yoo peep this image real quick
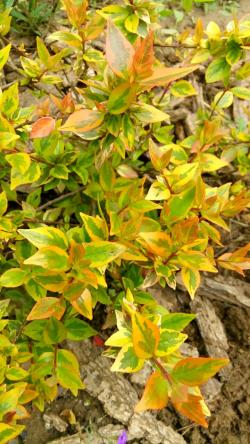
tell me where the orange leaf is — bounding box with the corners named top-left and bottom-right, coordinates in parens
top-left (27, 297), bottom-right (66, 321)
top-left (135, 371), bottom-right (169, 412)
top-left (71, 288), bottom-right (93, 320)
top-left (141, 65), bottom-right (199, 89)
top-left (106, 21), bottom-right (134, 78)
top-left (173, 393), bottom-right (208, 428)
top-left (60, 109), bottom-right (104, 133)
top-left (30, 117), bottom-right (55, 138)
top-left (132, 312), bottom-right (160, 359)
top-left (133, 31), bottom-right (154, 80)
top-left (139, 231), bottom-right (173, 258)
top-left (172, 357), bottom-right (229, 386)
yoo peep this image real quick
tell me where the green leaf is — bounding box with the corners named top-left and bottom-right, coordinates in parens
top-left (205, 58), bottom-right (230, 84)
top-left (80, 213), bottom-right (108, 241)
top-left (6, 152), bottom-right (30, 174)
top-left (107, 82), bottom-right (136, 115)
top-left (65, 318), bottom-right (97, 341)
top-left (19, 226), bottom-right (68, 250)
top-left (230, 86), bottom-right (250, 101)
top-left (43, 317), bottom-right (67, 344)
top-left (130, 200), bottom-right (162, 212)
top-left (24, 246), bottom-right (69, 271)
top-left (83, 241), bottom-right (126, 267)
top-left (6, 366), bottom-right (29, 381)
top-left (161, 313), bottom-right (196, 331)
top-left (0, 44), bottom-right (11, 70)
top-left (0, 268), bottom-right (28, 288)
top-left (56, 349), bottom-right (85, 395)
top-left (172, 357), bottom-right (229, 386)
top-left (1, 82), bottom-right (19, 118)
top-left (171, 80), bottom-right (197, 97)
top-left (131, 104), bottom-right (169, 123)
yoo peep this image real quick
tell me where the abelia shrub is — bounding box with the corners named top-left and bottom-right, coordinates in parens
top-left (0, 0), bottom-right (249, 441)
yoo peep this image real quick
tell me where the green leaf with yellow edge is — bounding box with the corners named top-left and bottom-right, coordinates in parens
top-left (0, 191), bottom-right (7, 217)
top-left (166, 186), bottom-right (196, 223)
top-left (83, 241), bottom-right (126, 267)
top-left (7, 161), bottom-right (41, 190)
top-left (132, 312), bottom-right (160, 359)
top-left (80, 213), bottom-right (108, 241)
top-left (0, 268), bottom-right (28, 288)
top-left (19, 226), bottom-right (68, 250)
top-left (0, 387), bottom-right (21, 419)
top-left (6, 366), bottom-right (29, 381)
top-left (131, 104), bottom-right (169, 123)
top-left (65, 318), bottom-right (96, 341)
top-left (139, 231), bottom-right (172, 258)
top-left (43, 317), bottom-right (67, 344)
top-left (130, 200), bottom-right (162, 212)
top-left (24, 246), bottom-right (69, 271)
top-left (0, 44), bottom-right (11, 70)
top-left (27, 297), bottom-right (65, 321)
top-left (0, 423), bottom-right (25, 444)
top-left (230, 86), bottom-right (250, 100)
top-left (170, 163), bottom-right (199, 193)
top-left (107, 82), bottom-right (137, 115)
top-left (181, 267), bottom-right (200, 299)
top-left (6, 153), bottom-right (30, 175)
top-left (56, 349), bottom-right (85, 395)
top-left (1, 82), bottom-right (19, 118)
top-left (205, 58), bottom-right (230, 84)
top-left (177, 250), bottom-right (217, 272)
top-left (105, 328), bottom-right (131, 347)
top-left (161, 313), bottom-right (196, 331)
top-left (145, 181), bottom-right (170, 201)
top-left (135, 371), bottom-right (169, 412)
top-left (156, 329), bottom-right (187, 356)
top-left (125, 14), bottom-right (139, 33)
top-left (110, 344), bottom-right (144, 373)
top-left (170, 80), bottom-right (197, 97)
top-left (172, 357), bottom-right (229, 386)
top-left (198, 153), bottom-right (228, 172)
top-left (71, 288), bottom-right (93, 320)
top-left (106, 20), bottom-right (134, 78)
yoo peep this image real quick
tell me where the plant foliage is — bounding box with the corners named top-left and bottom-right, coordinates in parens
top-left (0, 0), bottom-right (249, 441)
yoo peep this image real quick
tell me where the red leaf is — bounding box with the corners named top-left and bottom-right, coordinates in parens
top-left (173, 393), bottom-right (208, 428)
top-left (30, 117), bottom-right (56, 138)
top-left (93, 335), bottom-right (104, 347)
top-left (133, 31), bottom-right (154, 80)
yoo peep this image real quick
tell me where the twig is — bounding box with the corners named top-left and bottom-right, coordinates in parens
top-left (152, 357), bottom-right (172, 385)
top-left (37, 187), bottom-right (85, 211)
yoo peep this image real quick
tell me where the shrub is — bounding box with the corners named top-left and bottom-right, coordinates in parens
top-left (0, 0), bottom-right (249, 441)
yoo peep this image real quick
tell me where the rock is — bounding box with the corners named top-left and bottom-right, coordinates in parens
top-left (190, 295), bottom-right (232, 379)
top-left (179, 342), bottom-right (199, 357)
top-left (98, 424), bottom-right (124, 440)
top-left (49, 434), bottom-right (83, 444)
top-left (67, 341), bottom-right (186, 444)
top-left (130, 362), bottom-right (152, 386)
top-left (128, 414), bottom-right (186, 444)
top-left (43, 413), bottom-right (68, 432)
top-left (202, 378), bottom-right (222, 407)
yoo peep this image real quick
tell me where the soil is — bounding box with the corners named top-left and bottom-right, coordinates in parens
top-left (6, 1), bottom-right (250, 443)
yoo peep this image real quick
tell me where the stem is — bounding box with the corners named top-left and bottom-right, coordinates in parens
top-left (152, 357), bottom-right (172, 385)
top-left (37, 186), bottom-right (85, 211)
top-left (154, 43), bottom-right (197, 49)
top-left (209, 88), bottom-right (228, 119)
